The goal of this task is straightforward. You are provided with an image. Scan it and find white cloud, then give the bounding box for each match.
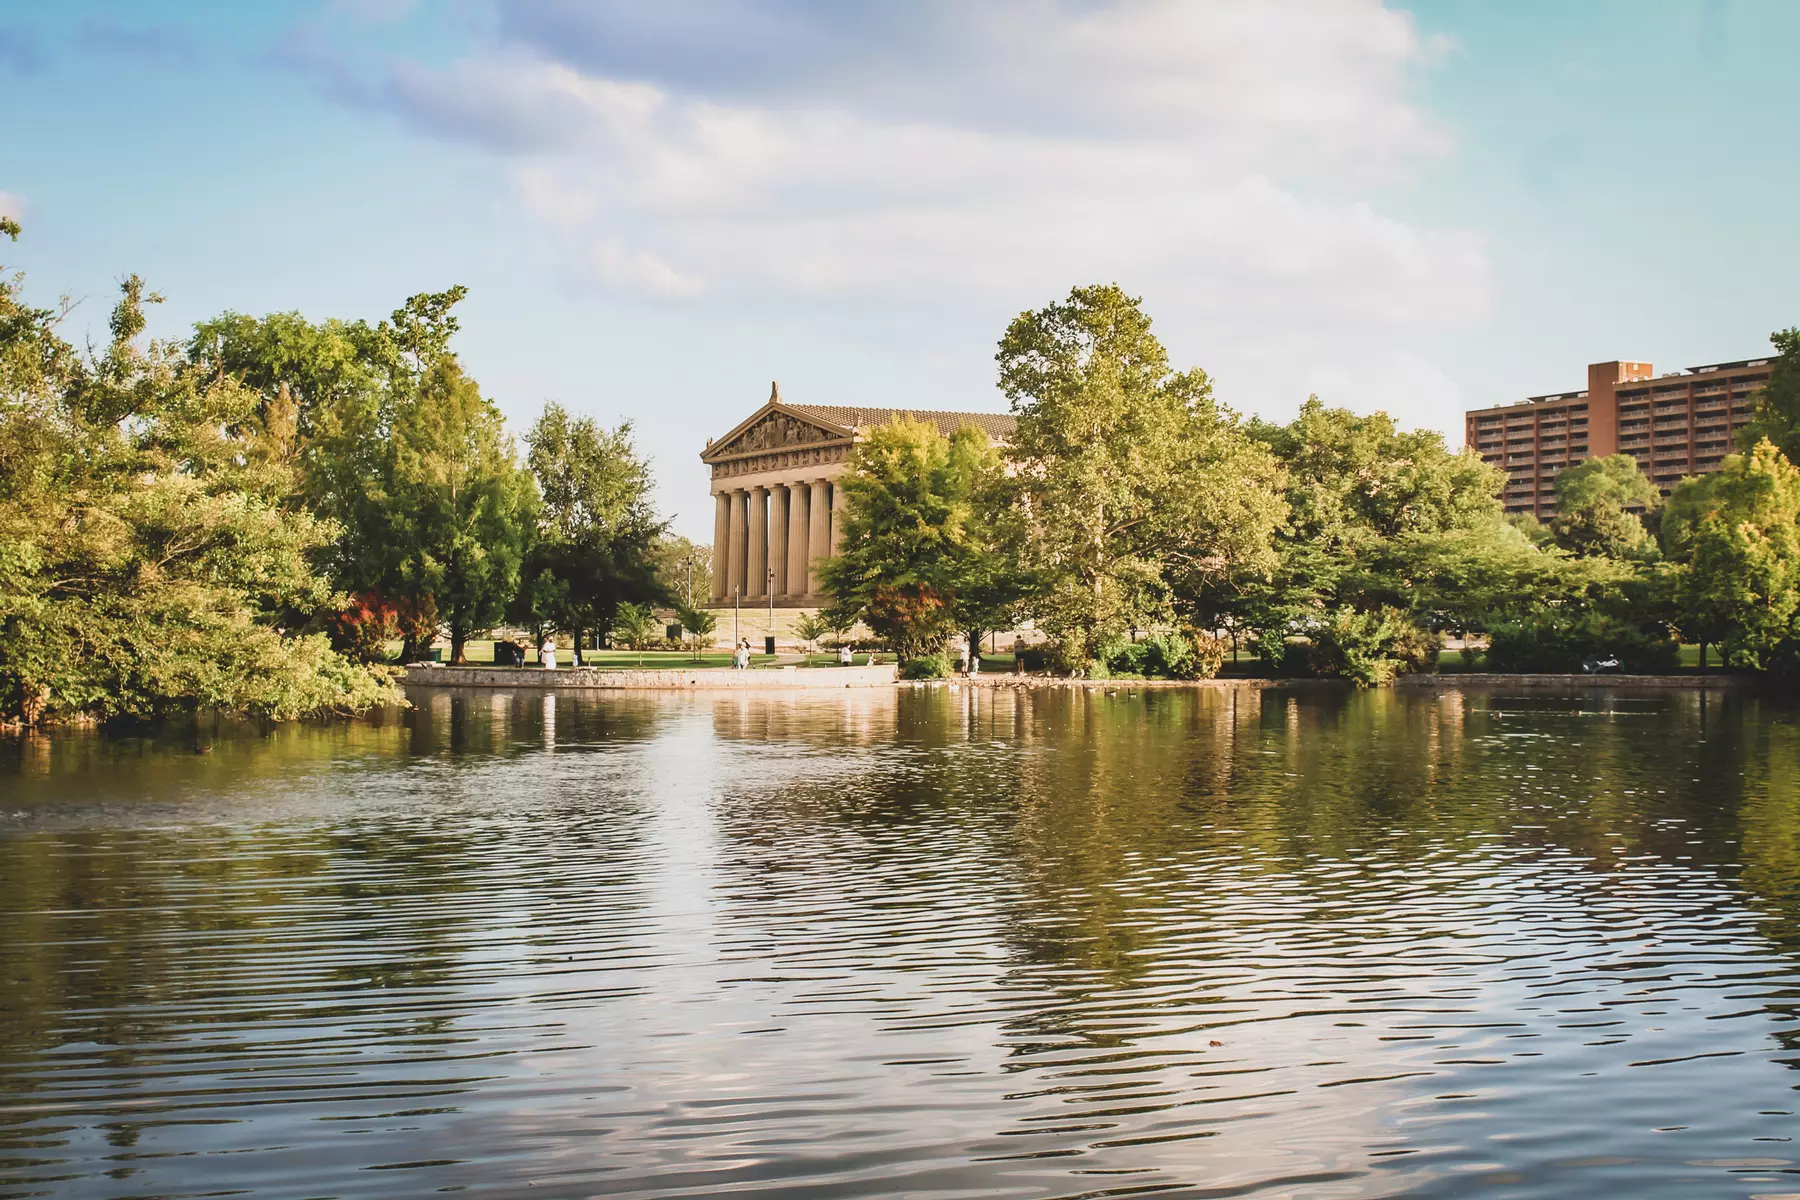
[331,0,1484,325]
[0,190,23,220]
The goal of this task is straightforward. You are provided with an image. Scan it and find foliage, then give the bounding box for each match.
[819,417,1024,660]
[1674,439,1800,669]
[1551,454,1658,558]
[1094,630,1224,680]
[388,360,538,662]
[1484,612,1679,674]
[0,242,398,724]
[1305,608,1439,687]
[324,591,402,662]
[673,601,718,659]
[516,403,665,659]
[899,652,954,680]
[1226,398,1507,644]
[1738,328,1800,461]
[793,612,831,650]
[610,601,659,650]
[653,533,712,607]
[998,284,1285,665]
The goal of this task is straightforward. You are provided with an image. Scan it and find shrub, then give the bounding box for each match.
[1016,645,1053,672]
[1306,607,1439,687]
[1092,631,1223,680]
[1485,612,1678,674]
[900,652,953,680]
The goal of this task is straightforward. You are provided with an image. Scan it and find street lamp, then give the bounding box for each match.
[766,566,776,649]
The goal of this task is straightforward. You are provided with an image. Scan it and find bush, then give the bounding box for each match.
[1016,645,1053,672]
[1485,612,1678,674]
[900,652,953,679]
[1306,607,1439,687]
[1092,630,1225,680]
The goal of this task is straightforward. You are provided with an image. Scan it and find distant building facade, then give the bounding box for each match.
[1465,357,1775,517]
[701,384,1016,607]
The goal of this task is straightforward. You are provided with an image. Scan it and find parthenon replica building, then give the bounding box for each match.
[702,384,1016,607]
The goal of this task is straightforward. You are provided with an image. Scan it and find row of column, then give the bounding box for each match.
[709,480,845,603]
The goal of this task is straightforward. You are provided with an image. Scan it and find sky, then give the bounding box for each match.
[2,0,1797,539]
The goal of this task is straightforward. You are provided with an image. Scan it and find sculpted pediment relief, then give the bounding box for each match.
[707,409,847,460]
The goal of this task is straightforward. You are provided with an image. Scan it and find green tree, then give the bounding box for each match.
[611,601,658,650]
[1738,327,1800,460]
[652,533,712,607]
[674,600,718,659]
[1225,398,1506,663]
[0,250,397,723]
[793,612,831,651]
[517,402,665,661]
[997,284,1284,667]
[1676,439,1800,669]
[818,417,1021,661]
[1550,453,1658,558]
[385,360,537,663]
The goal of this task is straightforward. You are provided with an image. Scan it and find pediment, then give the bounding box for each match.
[701,403,854,463]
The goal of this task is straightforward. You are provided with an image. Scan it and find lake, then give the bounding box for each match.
[2,684,1798,1199]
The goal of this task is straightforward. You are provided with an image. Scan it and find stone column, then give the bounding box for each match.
[726,489,746,601]
[747,486,769,600]
[808,479,832,597]
[768,485,789,599]
[829,482,846,556]
[786,482,811,598]
[710,491,730,602]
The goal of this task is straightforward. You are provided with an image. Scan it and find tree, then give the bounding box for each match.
[818,417,1024,662]
[1676,439,1800,669]
[611,601,658,650]
[1550,454,1658,558]
[517,403,666,662]
[674,601,718,659]
[997,284,1284,667]
[1221,398,1506,661]
[0,243,397,724]
[1738,328,1800,461]
[385,360,537,663]
[652,534,712,607]
[793,612,831,651]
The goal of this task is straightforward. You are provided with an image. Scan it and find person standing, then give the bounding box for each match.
[540,633,557,670]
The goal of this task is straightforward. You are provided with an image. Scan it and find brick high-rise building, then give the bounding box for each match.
[1465,357,1775,517]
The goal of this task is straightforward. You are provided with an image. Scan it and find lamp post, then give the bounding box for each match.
[733,585,740,648]
[766,567,775,649]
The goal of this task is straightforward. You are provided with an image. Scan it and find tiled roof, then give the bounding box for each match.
[787,404,1017,442]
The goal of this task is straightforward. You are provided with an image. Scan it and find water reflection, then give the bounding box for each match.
[2,685,1799,1198]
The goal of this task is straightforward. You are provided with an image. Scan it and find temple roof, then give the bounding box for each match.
[785,404,1017,442]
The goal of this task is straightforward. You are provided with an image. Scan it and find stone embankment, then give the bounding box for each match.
[1394,673,1748,690]
[404,665,897,689]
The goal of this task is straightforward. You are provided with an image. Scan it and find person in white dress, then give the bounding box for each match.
[540,634,556,669]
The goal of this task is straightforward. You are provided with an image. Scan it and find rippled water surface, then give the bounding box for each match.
[4,685,1800,1199]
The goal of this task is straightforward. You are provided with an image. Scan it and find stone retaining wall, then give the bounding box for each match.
[1394,672,1748,689]
[404,664,897,690]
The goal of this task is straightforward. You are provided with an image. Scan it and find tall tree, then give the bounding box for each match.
[818,417,1025,661]
[1550,453,1658,558]
[0,237,397,723]
[387,360,537,663]
[1738,327,1800,461]
[518,402,664,660]
[1676,439,1800,669]
[997,283,1284,667]
[1221,398,1504,658]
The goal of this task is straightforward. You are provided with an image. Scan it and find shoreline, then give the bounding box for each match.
[401,665,1753,692]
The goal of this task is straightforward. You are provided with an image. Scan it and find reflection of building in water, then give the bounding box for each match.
[541,692,555,750]
[701,383,1016,606]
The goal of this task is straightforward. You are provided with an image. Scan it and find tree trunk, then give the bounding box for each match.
[573,627,585,667]
[450,624,468,664]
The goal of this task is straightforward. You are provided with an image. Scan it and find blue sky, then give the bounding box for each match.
[3,0,1796,539]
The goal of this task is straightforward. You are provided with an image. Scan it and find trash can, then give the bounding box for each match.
[764,636,776,657]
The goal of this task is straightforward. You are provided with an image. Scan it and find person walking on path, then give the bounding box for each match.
[838,645,853,667]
